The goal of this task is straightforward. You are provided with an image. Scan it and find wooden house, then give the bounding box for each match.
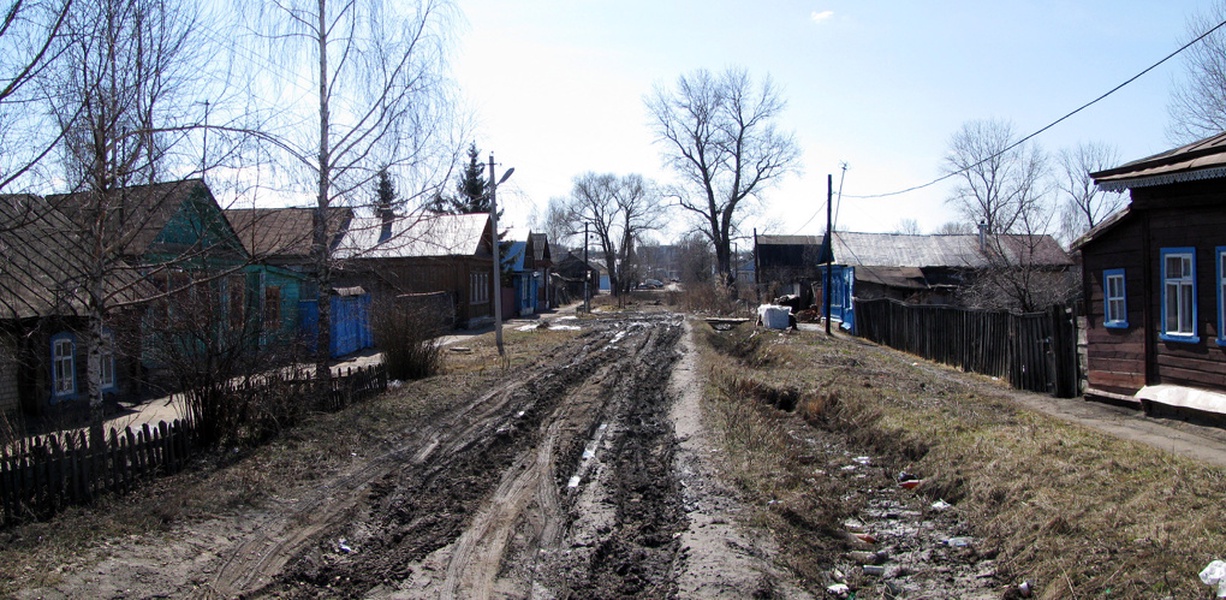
[50,180,298,387]
[753,233,825,305]
[503,230,554,316]
[225,207,362,355]
[336,211,494,328]
[554,251,600,304]
[1075,132,1226,414]
[0,195,149,414]
[817,231,1073,333]
[530,233,555,309]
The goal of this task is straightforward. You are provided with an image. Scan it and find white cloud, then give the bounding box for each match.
[811,10,834,24]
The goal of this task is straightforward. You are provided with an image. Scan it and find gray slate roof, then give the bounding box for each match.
[336,212,491,259]
[49,179,228,258]
[832,232,1071,269]
[0,196,148,320]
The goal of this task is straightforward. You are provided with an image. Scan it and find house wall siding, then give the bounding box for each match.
[1081,216,1147,396]
[1102,182,1226,396]
[0,334,19,413]
[340,256,492,327]
[1145,203,1226,392]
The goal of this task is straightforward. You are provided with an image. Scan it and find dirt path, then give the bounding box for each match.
[22,312,803,599]
[668,321,816,599]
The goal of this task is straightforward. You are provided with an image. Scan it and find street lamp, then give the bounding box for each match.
[488,153,514,356]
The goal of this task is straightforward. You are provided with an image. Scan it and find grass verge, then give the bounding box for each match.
[694,322,1226,599]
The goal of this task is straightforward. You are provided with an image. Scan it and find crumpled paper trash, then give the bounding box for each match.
[1200,560,1226,597]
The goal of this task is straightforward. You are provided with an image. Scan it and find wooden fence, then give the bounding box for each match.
[854,298,1079,397]
[0,363,386,527]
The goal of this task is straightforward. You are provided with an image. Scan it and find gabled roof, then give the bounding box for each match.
[1068,207,1132,251]
[336,212,491,259]
[530,232,551,264]
[49,179,238,258]
[225,207,352,259]
[756,234,823,247]
[1092,131,1226,191]
[0,196,148,320]
[832,232,1071,269]
[503,240,528,271]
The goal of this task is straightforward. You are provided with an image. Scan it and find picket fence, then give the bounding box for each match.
[0,363,387,527]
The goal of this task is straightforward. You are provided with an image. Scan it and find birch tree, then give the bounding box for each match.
[1169,2,1226,142]
[646,67,800,284]
[242,0,457,378]
[43,0,204,425]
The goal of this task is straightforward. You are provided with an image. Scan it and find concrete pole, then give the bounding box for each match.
[489,153,504,356]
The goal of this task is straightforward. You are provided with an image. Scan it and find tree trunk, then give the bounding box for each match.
[313,0,331,382]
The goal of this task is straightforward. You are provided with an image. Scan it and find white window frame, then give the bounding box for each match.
[470,271,489,304]
[51,332,76,398]
[1103,269,1127,329]
[1160,247,1198,343]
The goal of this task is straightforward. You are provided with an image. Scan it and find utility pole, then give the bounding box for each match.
[824,173,833,336]
[583,222,590,312]
[488,153,514,356]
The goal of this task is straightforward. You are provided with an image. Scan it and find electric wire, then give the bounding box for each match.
[837,16,1226,201]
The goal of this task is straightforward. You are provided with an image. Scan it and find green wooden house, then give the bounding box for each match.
[48,180,303,392]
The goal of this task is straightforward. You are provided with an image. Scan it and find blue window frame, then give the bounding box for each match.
[1160,247,1199,343]
[1217,247,1226,346]
[1103,269,1127,329]
[50,332,76,399]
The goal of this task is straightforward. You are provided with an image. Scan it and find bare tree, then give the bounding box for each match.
[534,195,575,252]
[934,221,974,235]
[40,0,205,425]
[893,218,921,235]
[675,231,714,285]
[242,0,458,378]
[944,119,1049,235]
[562,172,664,297]
[1169,2,1226,142]
[1055,141,1124,245]
[646,67,800,284]
[0,0,73,191]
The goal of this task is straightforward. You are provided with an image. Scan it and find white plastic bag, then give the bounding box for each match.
[1200,560,1226,597]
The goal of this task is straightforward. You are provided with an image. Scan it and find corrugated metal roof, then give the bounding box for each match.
[833,232,1071,268]
[336,212,491,259]
[756,234,823,246]
[1092,131,1226,191]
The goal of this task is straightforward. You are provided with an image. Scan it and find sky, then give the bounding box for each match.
[450,0,1219,243]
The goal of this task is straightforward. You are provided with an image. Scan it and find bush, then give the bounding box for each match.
[371,297,446,381]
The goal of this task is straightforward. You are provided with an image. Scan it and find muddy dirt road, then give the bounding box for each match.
[18,312,808,599]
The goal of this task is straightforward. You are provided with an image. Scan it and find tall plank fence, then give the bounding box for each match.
[0,363,386,527]
[854,298,1078,397]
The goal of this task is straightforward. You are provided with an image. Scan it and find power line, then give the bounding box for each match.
[841,16,1226,201]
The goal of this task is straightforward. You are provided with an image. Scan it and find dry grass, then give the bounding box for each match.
[695,321,1226,599]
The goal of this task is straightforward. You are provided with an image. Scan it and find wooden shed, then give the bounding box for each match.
[1075,131,1226,415]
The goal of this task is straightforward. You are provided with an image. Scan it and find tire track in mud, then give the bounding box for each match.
[205,322,628,598]
[252,314,688,599]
